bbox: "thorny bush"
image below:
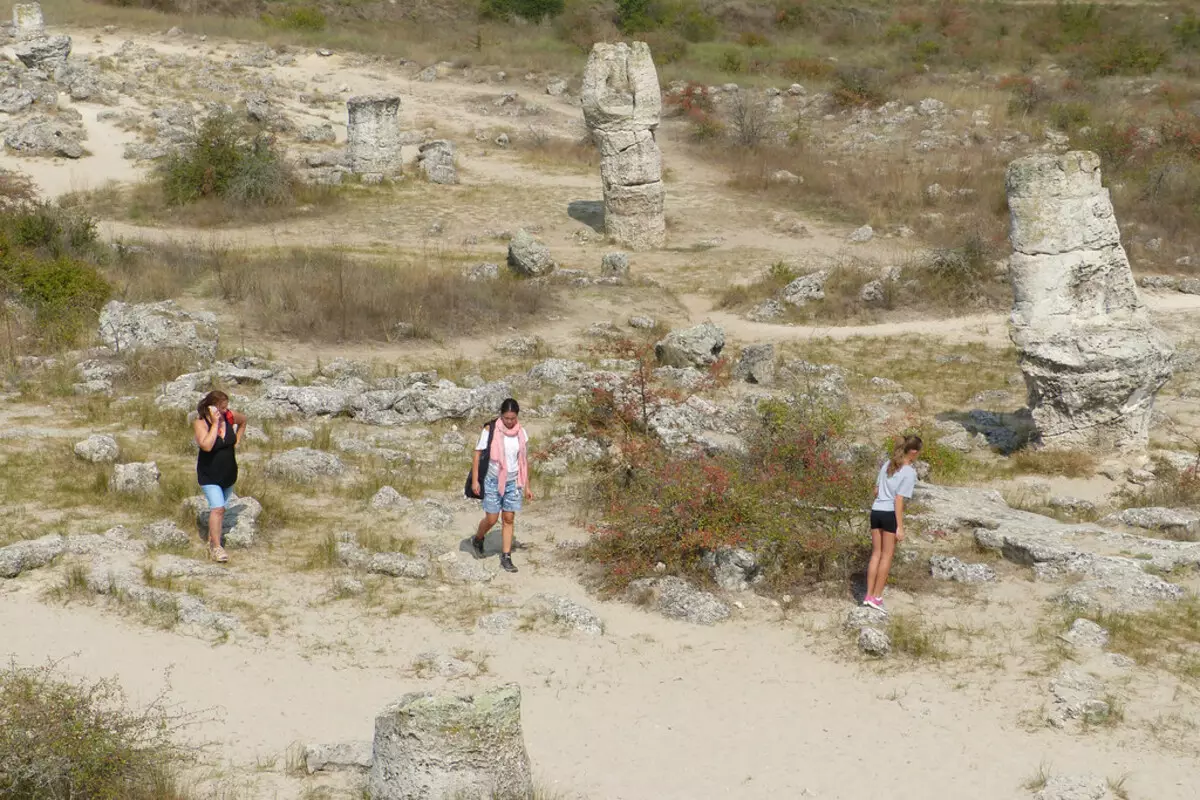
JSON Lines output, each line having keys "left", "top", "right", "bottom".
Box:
{"left": 581, "top": 389, "right": 874, "bottom": 595}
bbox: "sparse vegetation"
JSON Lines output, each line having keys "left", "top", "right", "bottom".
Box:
{"left": 1011, "top": 448, "right": 1098, "bottom": 479}
{"left": 0, "top": 660, "right": 195, "bottom": 799}
{"left": 1084, "top": 599, "right": 1200, "bottom": 683}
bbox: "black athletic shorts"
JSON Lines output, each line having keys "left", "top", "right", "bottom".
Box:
{"left": 869, "top": 510, "right": 898, "bottom": 533}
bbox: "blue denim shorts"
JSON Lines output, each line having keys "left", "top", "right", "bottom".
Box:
{"left": 201, "top": 484, "right": 234, "bottom": 509}
{"left": 482, "top": 472, "right": 522, "bottom": 514}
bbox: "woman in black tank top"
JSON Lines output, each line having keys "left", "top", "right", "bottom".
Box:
{"left": 193, "top": 390, "right": 247, "bottom": 563}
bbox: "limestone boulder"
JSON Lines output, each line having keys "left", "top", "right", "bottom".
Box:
{"left": 368, "top": 684, "right": 533, "bottom": 800}
{"left": 98, "top": 300, "right": 219, "bottom": 360}
{"left": 654, "top": 322, "right": 724, "bottom": 369}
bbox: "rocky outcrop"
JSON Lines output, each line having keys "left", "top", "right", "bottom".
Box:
{"left": 14, "top": 34, "right": 70, "bottom": 72}
{"left": 73, "top": 434, "right": 119, "bottom": 464}
{"left": 506, "top": 229, "right": 555, "bottom": 277}
{"left": 346, "top": 95, "right": 402, "bottom": 181}
{"left": 625, "top": 576, "right": 730, "bottom": 625}
{"left": 1006, "top": 151, "right": 1174, "bottom": 451}
{"left": 266, "top": 448, "right": 345, "bottom": 482}
{"left": 368, "top": 684, "right": 533, "bottom": 799}
{"left": 4, "top": 115, "right": 84, "bottom": 159}
{"left": 655, "top": 322, "right": 724, "bottom": 369}
{"left": 582, "top": 42, "right": 665, "bottom": 250}
{"left": 98, "top": 300, "right": 219, "bottom": 359}
{"left": 417, "top": 140, "right": 457, "bottom": 184}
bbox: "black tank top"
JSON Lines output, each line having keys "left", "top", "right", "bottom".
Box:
{"left": 196, "top": 419, "right": 238, "bottom": 488}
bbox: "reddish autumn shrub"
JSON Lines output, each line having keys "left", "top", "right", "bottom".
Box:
{"left": 582, "top": 399, "right": 874, "bottom": 594}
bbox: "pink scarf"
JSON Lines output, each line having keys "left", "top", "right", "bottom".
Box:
{"left": 490, "top": 418, "right": 528, "bottom": 490}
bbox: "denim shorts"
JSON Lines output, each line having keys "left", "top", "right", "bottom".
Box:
{"left": 201, "top": 484, "right": 234, "bottom": 509}
{"left": 482, "top": 472, "right": 522, "bottom": 514}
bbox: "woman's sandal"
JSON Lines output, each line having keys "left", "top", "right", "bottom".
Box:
{"left": 209, "top": 544, "right": 229, "bottom": 563}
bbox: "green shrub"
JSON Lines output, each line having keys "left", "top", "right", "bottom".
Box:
{"left": 268, "top": 5, "right": 327, "bottom": 31}
{"left": 480, "top": 0, "right": 565, "bottom": 22}
{"left": 1047, "top": 101, "right": 1091, "bottom": 132}
{"left": 158, "top": 112, "right": 295, "bottom": 208}
{"left": 1175, "top": 11, "right": 1200, "bottom": 50}
{"left": 1073, "top": 32, "right": 1170, "bottom": 77}
{"left": 1, "top": 251, "right": 110, "bottom": 349}
{"left": 0, "top": 661, "right": 192, "bottom": 799}
{"left": 582, "top": 395, "right": 874, "bottom": 593}
{"left": 831, "top": 67, "right": 891, "bottom": 109}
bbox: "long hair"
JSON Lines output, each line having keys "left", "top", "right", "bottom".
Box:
{"left": 887, "top": 435, "right": 923, "bottom": 476}
{"left": 197, "top": 390, "right": 229, "bottom": 422}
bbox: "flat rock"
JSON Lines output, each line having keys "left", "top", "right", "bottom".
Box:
{"left": 305, "top": 740, "right": 373, "bottom": 774}
{"left": 1060, "top": 618, "right": 1109, "bottom": 650}
{"left": 523, "top": 593, "right": 604, "bottom": 635}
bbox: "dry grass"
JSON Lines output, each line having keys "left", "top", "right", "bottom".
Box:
{"left": 1010, "top": 448, "right": 1099, "bottom": 479}
{"left": 210, "top": 247, "right": 550, "bottom": 343}
{"left": 886, "top": 613, "right": 948, "bottom": 660}
{"left": 1082, "top": 598, "right": 1200, "bottom": 683}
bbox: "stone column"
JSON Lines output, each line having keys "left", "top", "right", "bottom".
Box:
{"left": 1006, "top": 151, "right": 1174, "bottom": 451}
{"left": 346, "top": 94, "right": 402, "bottom": 182}
{"left": 582, "top": 42, "right": 665, "bottom": 251}
{"left": 12, "top": 3, "right": 44, "bottom": 39}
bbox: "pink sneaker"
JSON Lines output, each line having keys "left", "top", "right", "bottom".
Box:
{"left": 864, "top": 596, "right": 884, "bottom": 611}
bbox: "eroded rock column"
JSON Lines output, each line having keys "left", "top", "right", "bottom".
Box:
{"left": 582, "top": 42, "right": 665, "bottom": 250}
{"left": 346, "top": 94, "right": 402, "bottom": 181}
{"left": 12, "top": 3, "right": 44, "bottom": 39}
{"left": 1006, "top": 151, "right": 1174, "bottom": 451}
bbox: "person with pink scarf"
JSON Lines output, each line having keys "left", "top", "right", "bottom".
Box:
{"left": 470, "top": 398, "right": 533, "bottom": 573}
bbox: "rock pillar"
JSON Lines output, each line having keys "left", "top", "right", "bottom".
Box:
{"left": 346, "top": 94, "right": 402, "bottom": 181}
{"left": 581, "top": 42, "right": 665, "bottom": 250}
{"left": 1006, "top": 151, "right": 1174, "bottom": 451}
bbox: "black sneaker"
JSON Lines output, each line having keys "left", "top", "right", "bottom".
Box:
{"left": 500, "top": 553, "right": 518, "bottom": 573}
{"left": 471, "top": 536, "right": 485, "bottom": 559}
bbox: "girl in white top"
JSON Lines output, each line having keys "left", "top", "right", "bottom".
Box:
{"left": 864, "top": 435, "right": 922, "bottom": 612}
{"left": 469, "top": 398, "right": 532, "bottom": 573}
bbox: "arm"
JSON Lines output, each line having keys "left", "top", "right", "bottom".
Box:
{"left": 193, "top": 417, "right": 220, "bottom": 452}
{"left": 232, "top": 411, "right": 247, "bottom": 445}
{"left": 894, "top": 495, "right": 906, "bottom": 541}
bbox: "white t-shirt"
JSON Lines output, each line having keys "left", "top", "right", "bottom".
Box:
{"left": 476, "top": 424, "right": 527, "bottom": 478}
{"left": 872, "top": 462, "right": 917, "bottom": 512}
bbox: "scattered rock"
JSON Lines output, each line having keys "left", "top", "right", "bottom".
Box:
{"left": 732, "top": 344, "right": 775, "bottom": 385}
{"left": 108, "top": 462, "right": 160, "bottom": 494}
{"left": 5, "top": 115, "right": 84, "bottom": 159}
{"left": 859, "top": 280, "right": 885, "bottom": 305}
{"left": 413, "top": 651, "right": 478, "bottom": 679}
{"left": 600, "top": 251, "right": 630, "bottom": 279}
{"left": 523, "top": 593, "right": 604, "bottom": 635}
{"left": 266, "top": 448, "right": 346, "bottom": 482}
{"left": 438, "top": 552, "right": 494, "bottom": 584}
{"left": 98, "top": 300, "right": 218, "bottom": 359}
{"left": 298, "top": 123, "right": 336, "bottom": 143}
{"left": 1034, "top": 774, "right": 1112, "bottom": 800}
{"left": 1102, "top": 507, "right": 1200, "bottom": 540}
{"left": 369, "top": 684, "right": 533, "bottom": 800}
{"left": 14, "top": 34, "right": 71, "bottom": 71}
{"left": 305, "top": 740, "right": 373, "bottom": 774}
{"left": 476, "top": 610, "right": 520, "bottom": 634}
{"left": 858, "top": 627, "right": 891, "bottom": 657}
{"left": 370, "top": 486, "right": 413, "bottom": 511}
{"left": 704, "top": 547, "right": 759, "bottom": 592}
{"left": 186, "top": 496, "right": 262, "bottom": 549}
{"left": 848, "top": 224, "right": 874, "bottom": 243}
{"left": 628, "top": 315, "right": 656, "bottom": 329}
{"left": 139, "top": 520, "right": 191, "bottom": 549}
{"left": 842, "top": 605, "right": 888, "bottom": 632}
{"left": 1047, "top": 667, "right": 1112, "bottom": 728}
{"left": 497, "top": 335, "right": 542, "bottom": 357}
{"left": 417, "top": 140, "right": 457, "bottom": 185}
{"left": 782, "top": 270, "right": 828, "bottom": 307}
{"left": 0, "top": 534, "right": 65, "bottom": 579}
{"left": 73, "top": 434, "right": 119, "bottom": 463}
{"left": 1060, "top": 619, "right": 1109, "bottom": 650}
{"left": 654, "top": 322, "right": 725, "bottom": 369}
{"left": 506, "top": 229, "right": 556, "bottom": 277}
{"left": 331, "top": 575, "right": 366, "bottom": 597}
{"left": 626, "top": 576, "right": 730, "bottom": 625}
{"left": 929, "top": 555, "right": 996, "bottom": 584}
{"left": 463, "top": 262, "right": 500, "bottom": 282}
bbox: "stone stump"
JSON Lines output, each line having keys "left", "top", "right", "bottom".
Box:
{"left": 417, "top": 139, "right": 457, "bottom": 184}
{"left": 582, "top": 42, "right": 665, "bottom": 250}
{"left": 368, "top": 684, "right": 533, "bottom": 800}
{"left": 12, "top": 3, "right": 43, "bottom": 39}
{"left": 1006, "top": 151, "right": 1174, "bottom": 451}
{"left": 346, "top": 95, "right": 402, "bottom": 181}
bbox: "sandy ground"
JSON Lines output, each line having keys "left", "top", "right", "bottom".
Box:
{"left": 2, "top": 20, "right": 1200, "bottom": 800}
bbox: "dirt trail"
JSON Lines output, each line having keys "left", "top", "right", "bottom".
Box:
{"left": 4, "top": 579, "right": 1197, "bottom": 800}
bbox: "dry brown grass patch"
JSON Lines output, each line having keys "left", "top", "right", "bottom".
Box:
{"left": 1010, "top": 448, "right": 1098, "bottom": 479}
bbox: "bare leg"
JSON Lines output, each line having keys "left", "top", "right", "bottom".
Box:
{"left": 865, "top": 529, "right": 882, "bottom": 599}
{"left": 501, "top": 511, "right": 515, "bottom": 554}
{"left": 475, "top": 512, "right": 500, "bottom": 541}
{"left": 208, "top": 507, "right": 224, "bottom": 549}
{"left": 872, "top": 532, "right": 898, "bottom": 599}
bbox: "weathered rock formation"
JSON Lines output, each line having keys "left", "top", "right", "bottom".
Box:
{"left": 416, "top": 139, "right": 456, "bottom": 184}
{"left": 1006, "top": 151, "right": 1174, "bottom": 451}
{"left": 581, "top": 42, "right": 665, "bottom": 250}
{"left": 346, "top": 95, "right": 401, "bottom": 181}
{"left": 98, "top": 300, "right": 219, "bottom": 359}
{"left": 368, "top": 684, "right": 533, "bottom": 799}
{"left": 12, "top": 3, "right": 44, "bottom": 39}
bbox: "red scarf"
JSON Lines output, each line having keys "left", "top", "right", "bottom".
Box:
{"left": 490, "top": 418, "right": 528, "bottom": 489}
